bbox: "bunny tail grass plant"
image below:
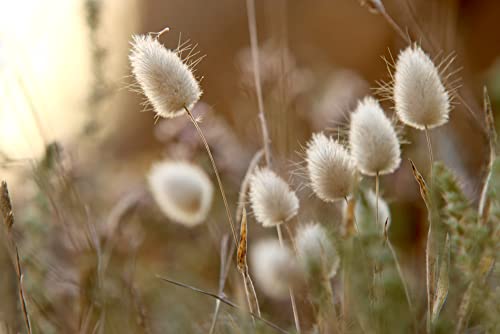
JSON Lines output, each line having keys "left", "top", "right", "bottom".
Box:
{"left": 349, "top": 96, "right": 401, "bottom": 228}
{"left": 392, "top": 44, "right": 453, "bottom": 180}
{"left": 129, "top": 29, "right": 238, "bottom": 243}
{"left": 306, "top": 133, "right": 357, "bottom": 203}
{"left": 147, "top": 160, "right": 214, "bottom": 227}
{"left": 249, "top": 168, "right": 299, "bottom": 228}
{"left": 249, "top": 168, "right": 302, "bottom": 330}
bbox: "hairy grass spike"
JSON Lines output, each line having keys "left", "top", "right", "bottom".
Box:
{"left": 306, "top": 133, "right": 357, "bottom": 202}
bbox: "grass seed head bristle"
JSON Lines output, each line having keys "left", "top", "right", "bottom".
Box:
{"left": 129, "top": 34, "right": 202, "bottom": 118}
{"left": 306, "top": 133, "right": 357, "bottom": 202}
{"left": 147, "top": 161, "right": 213, "bottom": 227}
{"left": 349, "top": 96, "right": 401, "bottom": 176}
{"left": 251, "top": 239, "right": 299, "bottom": 299}
{"left": 393, "top": 44, "right": 451, "bottom": 130}
{"left": 249, "top": 168, "right": 299, "bottom": 227}
{"left": 295, "top": 223, "right": 339, "bottom": 278}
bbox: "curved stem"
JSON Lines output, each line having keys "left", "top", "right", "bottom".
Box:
{"left": 184, "top": 106, "right": 237, "bottom": 244}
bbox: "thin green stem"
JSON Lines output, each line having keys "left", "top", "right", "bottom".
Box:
{"left": 276, "top": 225, "right": 301, "bottom": 333}
{"left": 375, "top": 172, "right": 380, "bottom": 228}
{"left": 424, "top": 126, "right": 434, "bottom": 181}
{"left": 386, "top": 235, "right": 417, "bottom": 334}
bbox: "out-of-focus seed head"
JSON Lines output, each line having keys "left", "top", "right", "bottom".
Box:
{"left": 251, "top": 239, "right": 299, "bottom": 299}
{"left": 295, "top": 223, "right": 339, "bottom": 278}
{"left": 147, "top": 161, "right": 213, "bottom": 227}
{"left": 353, "top": 189, "right": 391, "bottom": 235}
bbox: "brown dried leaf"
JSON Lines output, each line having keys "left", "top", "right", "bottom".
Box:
{"left": 237, "top": 208, "right": 248, "bottom": 274}
{"left": 409, "top": 159, "right": 430, "bottom": 210}
{"left": 483, "top": 87, "right": 497, "bottom": 151}
{"left": 0, "top": 181, "right": 14, "bottom": 230}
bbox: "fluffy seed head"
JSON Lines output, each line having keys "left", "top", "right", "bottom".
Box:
{"left": 295, "top": 223, "right": 339, "bottom": 278}
{"left": 353, "top": 189, "right": 391, "bottom": 234}
{"left": 147, "top": 161, "right": 213, "bottom": 227}
{"left": 249, "top": 168, "right": 299, "bottom": 227}
{"left": 393, "top": 44, "right": 450, "bottom": 129}
{"left": 306, "top": 133, "right": 357, "bottom": 202}
{"left": 251, "top": 239, "right": 299, "bottom": 299}
{"left": 349, "top": 97, "right": 401, "bottom": 176}
{"left": 129, "top": 35, "right": 202, "bottom": 118}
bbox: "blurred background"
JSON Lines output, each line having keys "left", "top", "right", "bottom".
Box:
{"left": 0, "top": 0, "right": 499, "bottom": 332}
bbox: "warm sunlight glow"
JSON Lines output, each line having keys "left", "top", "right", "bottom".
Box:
{"left": 0, "top": 0, "right": 89, "bottom": 159}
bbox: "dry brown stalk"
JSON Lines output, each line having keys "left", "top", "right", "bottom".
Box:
{"left": 0, "top": 181, "right": 32, "bottom": 334}
{"left": 409, "top": 160, "right": 435, "bottom": 333}
{"left": 237, "top": 208, "right": 261, "bottom": 319}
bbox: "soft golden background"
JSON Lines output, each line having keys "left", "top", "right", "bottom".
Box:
{"left": 0, "top": 0, "right": 499, "bottom": 332}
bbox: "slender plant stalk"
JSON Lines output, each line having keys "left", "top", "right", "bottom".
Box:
{"left": 245, "top": 0, "right": 272, "bottom": 166}
{"left": 424, "top": 126, "right": 434, "bottom": 180}
{"left": 276, "top": 225, "right": 301, "bottom": 333}
{"left": 425, "top": 222, "right": 433, "bottom": 334}
{"left": 184, "top": 106, "right": 238, "bottom": 244}
{"left": 424, "top": 126, "right": 435, "bottom": 334}
{"left": 209, "top": 235, "right": 229, "bottom": 334}
{"left": 375, "top": 172, "right": 380, "bottom": 228}
{"left": 209, "top": 150, "right": 265, "bottom": 333}
{"left": 385, "top": 231, "right": 417, "bottom": 333}
{"left": 0, "top": 181, "right": 32, "bottom": 334}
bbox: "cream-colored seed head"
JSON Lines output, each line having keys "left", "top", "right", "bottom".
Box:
{"left": 251, "top": 239, "right": 299, "bottom": 299}
{"left": 296, "top": 223, "right": 339, "bottom": 278}
{"left": 349, "top": 97, "right": 401, "bottom": 176}
{"left": 306, "top": 133, "right": 357, "bottom": 202}
{"left": 129, "top": 34, "right": 202, "bottom": 118}
{"left": 393, "top": 44, "right": 450, "bottom": 129}
{"left": 147, "top": 161, "right": 213, "bottom": 227}
{"left": 249, "top": 168, "right": 299, "bottom": 227}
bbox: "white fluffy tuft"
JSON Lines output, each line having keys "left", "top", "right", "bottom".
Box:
{"left": 295, "top": 223, "right": 339, "bottom": 278}
{"left": 349, "top": 96, "right": 401, "bottom": 176}
{"left": 393, "top": 44, "right": 450, "bottom": 129}
{"left": 147, "top": 161, "right": 213, "bottom": 227}
{"left": 249, "top": 168, "right": 299, "bottom": 227}
{"left": 251, "top": 239, "right": 299, "bottom": 299}
{"left": 306, "top": 133, "right": 357, "bottom": 202}
{"left": 129, "top": 35, "right": 202, "bottom": 118}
